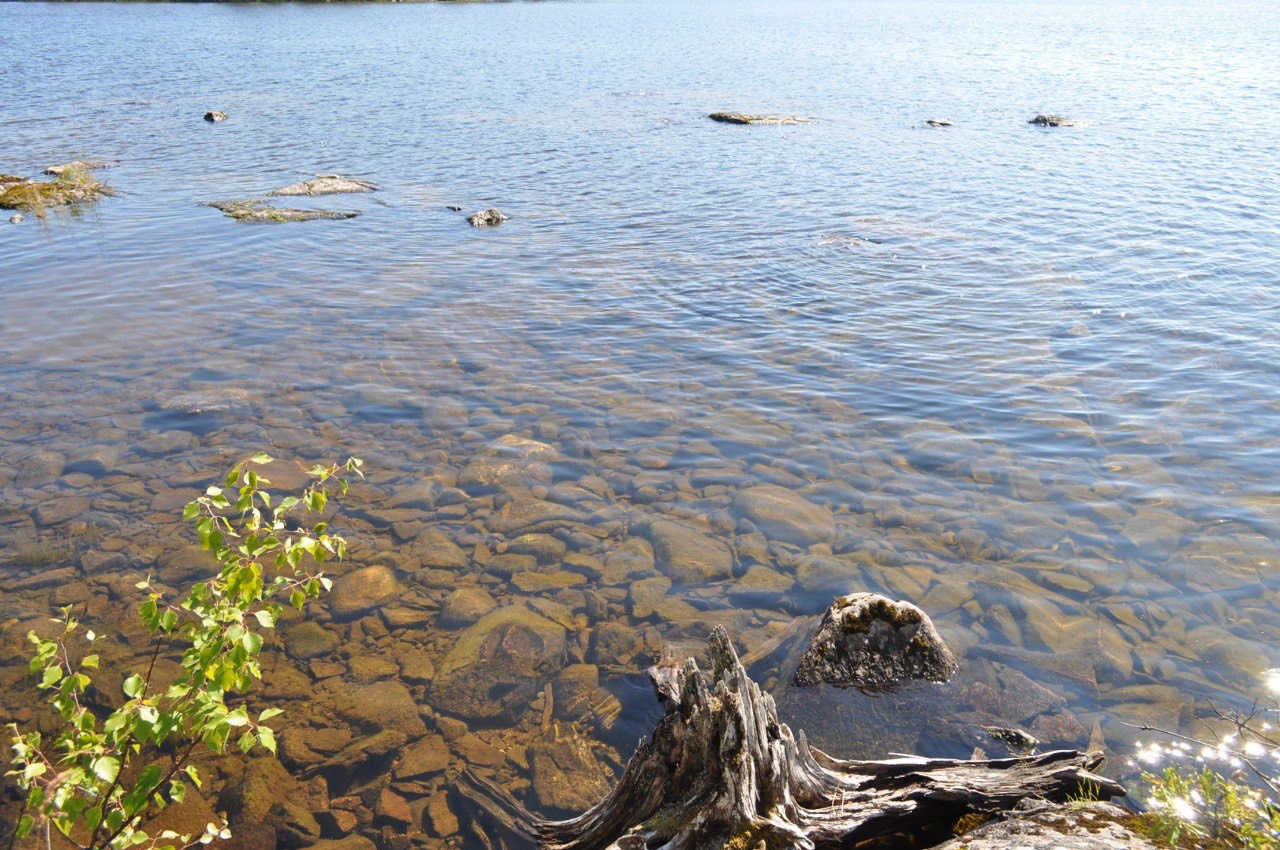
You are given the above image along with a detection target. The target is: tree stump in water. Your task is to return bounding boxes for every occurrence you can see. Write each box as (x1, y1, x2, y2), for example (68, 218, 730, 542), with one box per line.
(461, 625, 1124, 850)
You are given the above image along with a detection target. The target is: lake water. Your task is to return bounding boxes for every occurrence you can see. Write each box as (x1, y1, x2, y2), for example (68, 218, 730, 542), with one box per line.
(2, 0, 1280, 845)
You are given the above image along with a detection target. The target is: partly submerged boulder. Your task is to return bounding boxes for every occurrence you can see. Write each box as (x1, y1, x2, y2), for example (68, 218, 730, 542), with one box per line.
(204, 111, 229, 123)
(205, 200, 359, 222)
(0, 174, 111, 211)
(1028, 114, 1082, 127)
(793, 591, 957, 688)
(268, 176, 378, 196)
(708, 112, 812, 125)
(467, 208, 508, 228)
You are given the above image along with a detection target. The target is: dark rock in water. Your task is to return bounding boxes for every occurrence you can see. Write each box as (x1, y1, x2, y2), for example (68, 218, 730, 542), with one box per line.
(981, 725, 1039, 756)
(708, 112, 812, 125)
(926, 118, 953, 127)
(204, 111, 229, 123)
(467, 208, 508, 227)
(430, 606, 567, 721)
(1028, 114, 1081, 127)
(205, 200, 358, 223)
(268, 176, 378, 197)
(793, 592, 957, 688)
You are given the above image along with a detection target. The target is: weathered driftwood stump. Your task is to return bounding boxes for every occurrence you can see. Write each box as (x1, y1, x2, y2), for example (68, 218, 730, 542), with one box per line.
(462, 624, 1123, 850)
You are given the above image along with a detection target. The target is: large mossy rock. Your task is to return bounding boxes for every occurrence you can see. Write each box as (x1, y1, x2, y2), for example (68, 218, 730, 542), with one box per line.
(794, 592, 957, 688)
(430, 606, 567, 721)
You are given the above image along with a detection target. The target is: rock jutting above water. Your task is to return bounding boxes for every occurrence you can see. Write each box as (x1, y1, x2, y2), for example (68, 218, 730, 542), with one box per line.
(268, 176, 378, 196)
(793, 591, 958, 688)
(204, 111, 228, 122)
(467, 208, 508, 227)
(204, 200, 359, 222)
(1029, 114, 1082, 127)
(708, 112, 813, 125)
(0, 173, 112, 211)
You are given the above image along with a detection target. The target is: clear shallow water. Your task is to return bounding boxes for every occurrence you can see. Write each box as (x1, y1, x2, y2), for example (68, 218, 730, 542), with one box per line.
(2, 0, 1280, 844)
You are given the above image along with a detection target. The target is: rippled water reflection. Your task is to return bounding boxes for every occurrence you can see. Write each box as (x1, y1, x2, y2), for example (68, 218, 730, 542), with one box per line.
(2, 0, 1280, 844)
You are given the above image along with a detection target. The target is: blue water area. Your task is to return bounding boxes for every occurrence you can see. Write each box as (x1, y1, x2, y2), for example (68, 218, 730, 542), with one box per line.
(2, 0, 1280, 843)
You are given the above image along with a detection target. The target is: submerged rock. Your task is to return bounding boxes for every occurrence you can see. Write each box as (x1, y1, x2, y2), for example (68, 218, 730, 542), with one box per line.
(205, 200, 359, 223)
(649, 519, 734, 582)
(204, 111, 229, 123)
(335, 680, 426, 737)
(1029, 114, 1082, 127)
(438, 586, 497, 627)
(160, 387, 251, 415)
(268, 176, 378, 196)
(430, 606, 567, 721)
(733, 484, 835, 545)
(467, 208, 508, 227)
(329, 565, 403, 620)
(529, 723, 614, 814)
(793, 592, 957, 688)
(708, 112, 813, 125)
